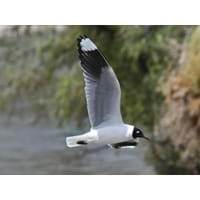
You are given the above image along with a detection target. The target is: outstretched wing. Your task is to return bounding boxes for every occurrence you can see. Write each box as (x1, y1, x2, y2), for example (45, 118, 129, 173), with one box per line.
(77, 35, 123, 128)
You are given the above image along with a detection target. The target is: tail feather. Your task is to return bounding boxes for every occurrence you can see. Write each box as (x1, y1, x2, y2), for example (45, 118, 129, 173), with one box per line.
(66, 131, 99, 148)
(66, 135, 86, 148)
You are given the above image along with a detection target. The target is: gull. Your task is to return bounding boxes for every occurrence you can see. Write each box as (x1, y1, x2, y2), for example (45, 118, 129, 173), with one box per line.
(66, 35, 149, 149)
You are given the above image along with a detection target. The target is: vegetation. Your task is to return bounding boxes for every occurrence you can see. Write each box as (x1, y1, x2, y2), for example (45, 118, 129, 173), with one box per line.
(0, 26, 190, 128)
(151, 27, 200, 174)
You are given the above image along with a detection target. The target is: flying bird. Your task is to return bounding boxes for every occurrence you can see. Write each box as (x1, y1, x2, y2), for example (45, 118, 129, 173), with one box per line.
(66, 35, 149, 149)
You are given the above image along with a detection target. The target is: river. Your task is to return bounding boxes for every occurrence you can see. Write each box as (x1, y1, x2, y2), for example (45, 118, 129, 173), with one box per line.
(0, 117, 155, 174)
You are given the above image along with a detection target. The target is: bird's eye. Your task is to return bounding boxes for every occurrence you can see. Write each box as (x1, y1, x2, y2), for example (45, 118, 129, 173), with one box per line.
(136, 131, 140, 134)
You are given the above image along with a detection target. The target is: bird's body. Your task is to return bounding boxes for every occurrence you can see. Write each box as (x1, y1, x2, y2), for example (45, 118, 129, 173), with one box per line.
(67, 124, 138, 148)
(66, 35, 149, 149)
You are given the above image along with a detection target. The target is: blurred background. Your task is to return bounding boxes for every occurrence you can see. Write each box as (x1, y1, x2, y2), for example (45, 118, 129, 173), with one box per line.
(0, 25, 199, 174)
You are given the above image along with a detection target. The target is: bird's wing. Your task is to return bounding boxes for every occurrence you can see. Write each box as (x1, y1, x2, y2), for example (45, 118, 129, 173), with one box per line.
(77, 35, 123, 128)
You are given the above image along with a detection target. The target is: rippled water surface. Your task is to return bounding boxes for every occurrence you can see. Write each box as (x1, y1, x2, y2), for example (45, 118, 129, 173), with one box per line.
(0, 119, 155, 174)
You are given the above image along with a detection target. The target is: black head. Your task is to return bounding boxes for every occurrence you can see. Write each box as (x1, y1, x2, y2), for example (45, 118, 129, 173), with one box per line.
(132, 127, 149, 140)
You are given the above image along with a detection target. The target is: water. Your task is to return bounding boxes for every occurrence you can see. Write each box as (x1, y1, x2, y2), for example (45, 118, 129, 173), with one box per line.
(0, 119, 155, 174)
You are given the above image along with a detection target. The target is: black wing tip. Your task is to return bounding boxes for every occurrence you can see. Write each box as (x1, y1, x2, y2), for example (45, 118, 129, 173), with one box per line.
(77, 35, 88, 43)
(77, 35, 98, 54)
(76, 35, 109, 78)
(77, 35, 87, 53)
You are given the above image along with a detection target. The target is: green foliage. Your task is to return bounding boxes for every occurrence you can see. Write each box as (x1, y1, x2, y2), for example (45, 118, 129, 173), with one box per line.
(0, 26, 193, 129)
(180, 27, 200, 94)
(52, 66, 87, 126)
(114, 26, 168, 128)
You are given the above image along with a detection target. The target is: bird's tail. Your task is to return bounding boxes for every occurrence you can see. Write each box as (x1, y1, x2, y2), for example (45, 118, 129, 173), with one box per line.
(66, 131, 98, 148)
(66, 135, 86, 148)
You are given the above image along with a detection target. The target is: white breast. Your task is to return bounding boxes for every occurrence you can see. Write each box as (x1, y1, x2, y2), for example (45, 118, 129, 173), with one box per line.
(91, 124, 134, 144)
